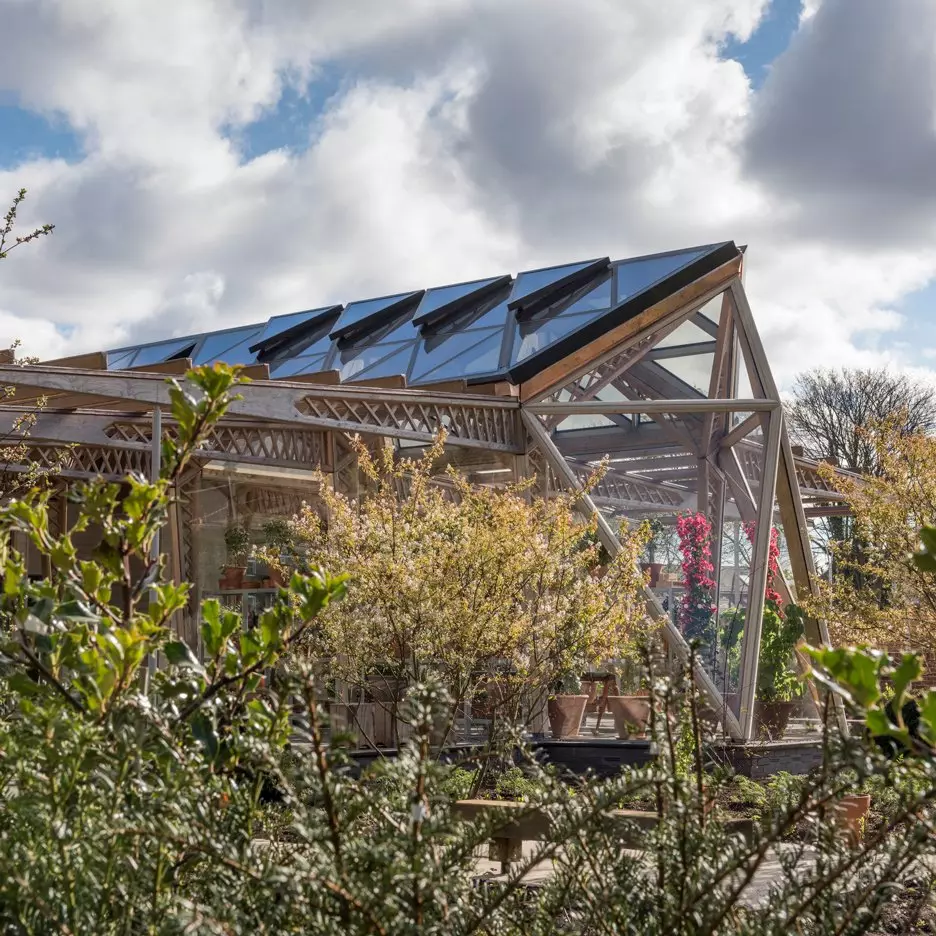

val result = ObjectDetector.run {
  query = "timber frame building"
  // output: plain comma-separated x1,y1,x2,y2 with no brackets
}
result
0,241,851,740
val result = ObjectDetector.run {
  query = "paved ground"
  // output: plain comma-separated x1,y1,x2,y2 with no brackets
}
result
472,842,814,907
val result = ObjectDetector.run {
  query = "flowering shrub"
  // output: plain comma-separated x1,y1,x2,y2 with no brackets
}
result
676,512,716,647
743,522,784,614
283,434,652,743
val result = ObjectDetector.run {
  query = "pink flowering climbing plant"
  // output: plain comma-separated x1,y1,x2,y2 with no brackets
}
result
677,512,717,644
743,522,784,616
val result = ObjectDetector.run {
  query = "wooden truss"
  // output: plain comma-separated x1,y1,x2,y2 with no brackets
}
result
0,262,852,740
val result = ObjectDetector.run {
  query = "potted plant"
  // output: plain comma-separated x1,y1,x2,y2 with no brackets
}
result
219,523,250,590
605,657,652,740
547,670,589,739
753,602,805,739
261,517,292,587
640,517,666,588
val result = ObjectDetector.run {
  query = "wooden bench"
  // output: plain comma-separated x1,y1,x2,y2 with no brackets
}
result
454,799,754,874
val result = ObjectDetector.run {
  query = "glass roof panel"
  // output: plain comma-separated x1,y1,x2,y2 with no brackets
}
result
513,311,596,364
510,260,595,305
615,247,709,304
555,414,618,432
562,275,613,315
410,330,502,383
270,353,329,378
433,297,510,334
254,307,337,347
193,326,263,365
347,343,416,381
274,315,339,361
413,276,505,325
329,292,417,338
132,338,198,367
335,341,410,382
107,350,136,369
409,327,500,382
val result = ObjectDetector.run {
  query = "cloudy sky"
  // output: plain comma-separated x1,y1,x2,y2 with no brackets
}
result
0,0,934,387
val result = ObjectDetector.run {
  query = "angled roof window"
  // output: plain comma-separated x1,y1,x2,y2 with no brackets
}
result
509,258,609,316
107,349,137,369
413,275,511,327
410,329,503,384
329,291,423,340
335,340,412,382
344,343,416,382
270,353,329,379
249,305,342,354
132,338,199,368
192,325,263,365
614,247,711,304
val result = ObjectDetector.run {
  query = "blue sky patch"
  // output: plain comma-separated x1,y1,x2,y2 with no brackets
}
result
0,100,83,168
722,0,804,89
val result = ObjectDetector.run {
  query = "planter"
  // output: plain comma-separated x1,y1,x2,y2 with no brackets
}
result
547,694,588,739
218,565,246,590
834,793,871,847
267,566,287,588
606,695,652,739
753,700,797,740
640,562,664,588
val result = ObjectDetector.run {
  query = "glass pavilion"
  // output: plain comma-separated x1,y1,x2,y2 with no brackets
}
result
0,241,853,740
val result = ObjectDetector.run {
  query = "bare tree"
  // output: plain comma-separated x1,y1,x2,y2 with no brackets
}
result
786,367,936,475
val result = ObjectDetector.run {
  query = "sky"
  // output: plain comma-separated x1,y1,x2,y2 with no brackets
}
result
0,0,935,389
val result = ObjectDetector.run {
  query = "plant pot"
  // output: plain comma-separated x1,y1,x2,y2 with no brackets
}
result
834,793,871,847
753,700,797,740
267,566,287,588
640,562,664,588
547,695,588,739
606,695,652,739
219,565,246,590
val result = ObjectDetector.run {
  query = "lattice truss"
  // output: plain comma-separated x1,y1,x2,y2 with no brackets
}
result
295,391,520,453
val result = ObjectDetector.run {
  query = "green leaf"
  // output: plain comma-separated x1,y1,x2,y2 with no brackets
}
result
7,672,41,697
891,653,923,710
190,711,219,761
164,641,201,670
919,691,936,745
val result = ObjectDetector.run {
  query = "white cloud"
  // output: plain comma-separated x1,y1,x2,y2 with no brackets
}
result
0,0,934,390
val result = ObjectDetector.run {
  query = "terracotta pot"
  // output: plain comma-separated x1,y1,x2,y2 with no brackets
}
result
219,565,246,590
754,700,797,740
547,695,588,739
640,562,664,588
267,566,286,588
606,695,652,739
835,793,871,846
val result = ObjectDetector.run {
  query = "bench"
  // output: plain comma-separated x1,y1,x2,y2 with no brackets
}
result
454,799,754,874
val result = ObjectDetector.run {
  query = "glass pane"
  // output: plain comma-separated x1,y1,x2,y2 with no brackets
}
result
562,274,612,314
409,327,501,381
335,341,410,381
432,297,509,334
254,306,336,347
329,291,416,337
414,276,505,324
107,349,136,369
273,315,339,361
513,311,596,363
658,353,715,395
133,338,198,367
410,331,503,383
193,327,263,365
654,318,714,349
270,353,328,378
555,414,618,431
349,343,416,381
510,260,595,305
615,247,709,304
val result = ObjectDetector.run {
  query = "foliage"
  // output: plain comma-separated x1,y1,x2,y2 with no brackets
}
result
786,367,936,475
223,522,250,565
676,511,716,648
261,516,292,552
757,601,805,702
2,365,936,931
493,766,546,803
806,420,936,655
286,434,651,744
